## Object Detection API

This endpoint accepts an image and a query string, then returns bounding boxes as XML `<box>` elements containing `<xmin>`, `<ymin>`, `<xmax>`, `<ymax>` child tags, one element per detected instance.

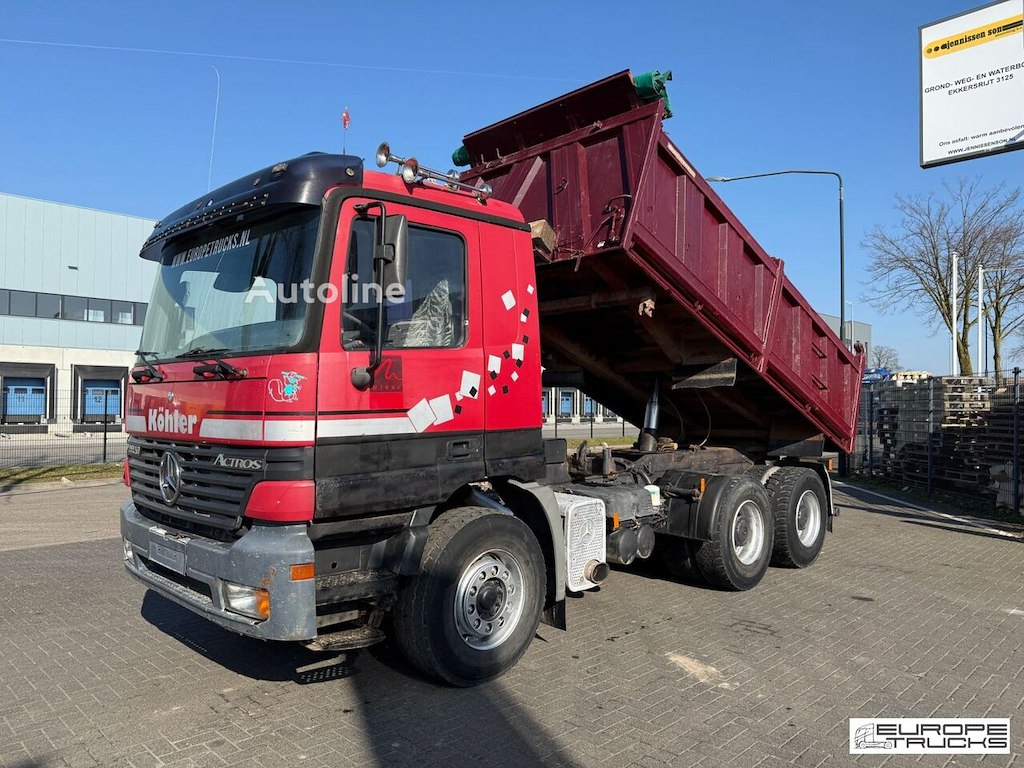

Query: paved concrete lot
<box><xmin>1</xmin><ymin>482</ymin><xmax>1023</xmax><ymax>767</ymax></box>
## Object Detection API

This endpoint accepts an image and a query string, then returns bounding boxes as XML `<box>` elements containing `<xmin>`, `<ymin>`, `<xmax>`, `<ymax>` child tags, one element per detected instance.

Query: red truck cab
<box><xmin>122</xmin><ymin>155</ymin><xmax>553</xmax><ymax>672</ymax></box>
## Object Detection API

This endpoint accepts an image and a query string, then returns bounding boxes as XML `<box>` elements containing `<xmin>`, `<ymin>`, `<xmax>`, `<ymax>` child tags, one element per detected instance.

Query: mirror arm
<box><xmin>351</xmin><ymin>202</ymin><xmax>388</xmax><ymax>390</ymax></box>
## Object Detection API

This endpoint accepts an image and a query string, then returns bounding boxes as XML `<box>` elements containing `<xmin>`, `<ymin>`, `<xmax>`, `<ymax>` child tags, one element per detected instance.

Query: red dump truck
<box><xmin>120</xmin><ymin>70</ymin><xmax>863</xmax><ymax>685</ymax></box>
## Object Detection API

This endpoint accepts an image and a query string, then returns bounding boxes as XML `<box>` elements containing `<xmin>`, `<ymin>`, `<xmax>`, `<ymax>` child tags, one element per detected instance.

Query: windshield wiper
<box><xmin>182</xmin><ymin>347</ymin><xmax>246</xmax><ymax>379</ymax></box>
<box><xmin>180</xmin><ymin>346</ymin><xmax>232</xmax><ymax>358</ymax></box>
<box><xmin>132</xmin><ymin>350</ymin><xmax>164</xmax><ymax>383</ymax></box>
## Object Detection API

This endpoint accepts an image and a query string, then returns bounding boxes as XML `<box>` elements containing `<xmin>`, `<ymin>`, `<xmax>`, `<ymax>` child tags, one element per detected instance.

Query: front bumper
<box><xmin>120</xmin><ymin>500</ymin><xmax>317</xmax><ymax>641</ymax></box>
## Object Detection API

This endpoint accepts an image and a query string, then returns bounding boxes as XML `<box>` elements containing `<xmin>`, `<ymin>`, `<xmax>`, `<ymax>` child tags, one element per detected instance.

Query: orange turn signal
<box><xmin>255</xmin><ymin>589</ymin><xmax>270</xmax><ymax>620</ymax></box>
<box><xmin>611</xmin><ymin>512</ymin><xmax>620</xmax><ymax>530</ymax></box>
<box><xmin>290</xmin><ymin>563</ymin><xmax>315</xmax><ymax>581</ymax></box>
<box><xmin>699</xmin><ymin>477</ymin><xmax>706</xmax><ymax>494</ymax></box>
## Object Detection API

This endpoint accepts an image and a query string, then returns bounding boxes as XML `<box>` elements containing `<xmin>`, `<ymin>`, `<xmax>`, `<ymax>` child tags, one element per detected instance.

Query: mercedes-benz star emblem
<box><xmin>166</xmin><ymin>390</ymin><xmax>175</xmax><ymax>403</ymax></box>
<box><xmin>159</xmin><ymin>451</ymin><xmax>183</xmax><ymax>505</ymax></box>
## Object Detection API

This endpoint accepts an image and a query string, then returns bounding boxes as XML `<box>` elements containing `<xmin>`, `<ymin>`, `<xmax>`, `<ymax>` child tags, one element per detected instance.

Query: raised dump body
<box><xmin>459</xmin><ymin>71</ymin><xmax>863</xmax><ymax>456</ymax></box>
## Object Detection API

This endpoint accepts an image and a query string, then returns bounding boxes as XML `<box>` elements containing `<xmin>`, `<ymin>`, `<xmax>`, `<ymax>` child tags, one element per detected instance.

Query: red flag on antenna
<box><xmin>341</xmin><ymin>107</ymin><xmax>351</xmax><ymax>131</ymax></box>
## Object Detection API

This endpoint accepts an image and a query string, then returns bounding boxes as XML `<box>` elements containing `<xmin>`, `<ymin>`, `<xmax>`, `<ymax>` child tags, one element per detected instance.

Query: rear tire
<box><xmin>393</xmin><ymin>507</ymin><xmax>545</xmax><ymax>686</ymax></box>
<box><xmin>765</xmin><ymin>467</ymin><xmax>827</xmax><ymax>568</ymax></box>
<box><xmin>694</xmin><ymin>476</ymin><xmax>773</xmax><ymax>591</ymax></box>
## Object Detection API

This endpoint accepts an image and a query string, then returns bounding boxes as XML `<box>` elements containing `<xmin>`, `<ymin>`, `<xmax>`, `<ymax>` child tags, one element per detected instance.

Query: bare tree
<box><xmin>871</xmin><ymin>345</ymin><xmax>903</xmax><ymax>372</ymax></box>
<box><xmin>863</xmin><ymin>179</ymin><xmax>1024</xmax><ymax>376</ymax></box>
<box><xmin>980</xmin><ymin>221</ymin><xmax>1024</xmax><ymax>378</ymax></box>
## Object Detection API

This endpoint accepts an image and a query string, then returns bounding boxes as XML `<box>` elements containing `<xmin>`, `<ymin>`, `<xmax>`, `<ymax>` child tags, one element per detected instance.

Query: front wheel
<box><xmin>393</xmin><ymin>507</ymin><xmax>545</xmax><ymax>686</ymax></box>
<box><xmin>694</xmin><ymin>476</ymin><xmax>773</xmax><ymax>591</ymax></box>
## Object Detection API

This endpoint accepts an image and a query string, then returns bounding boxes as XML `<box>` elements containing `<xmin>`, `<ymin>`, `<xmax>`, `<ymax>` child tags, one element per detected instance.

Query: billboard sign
<box><xmin>920</xmin><ymin>0</ymin><xmax>1024</xmax><ymax>167</ymax></box>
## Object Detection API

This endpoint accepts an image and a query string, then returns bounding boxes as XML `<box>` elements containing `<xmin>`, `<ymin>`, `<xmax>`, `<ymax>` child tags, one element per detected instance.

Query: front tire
<box><xmin>694</xmin><ymin>476</ymin><xmax>773</xmax><ymax>590</ymax></box>
<box><xmin>393</xmin><ymin>507</ymin><xmax>545</xmax><ymax>686</ymax></box>
<box><xmin>765</xmin><ymin>467</ymin><xmax>827</xmax><ymax>568</ymax></box>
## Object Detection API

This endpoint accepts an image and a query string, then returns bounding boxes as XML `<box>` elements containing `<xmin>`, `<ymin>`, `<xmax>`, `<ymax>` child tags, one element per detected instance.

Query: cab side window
<box><xmin>342</xmin><ymin>218</ymin><xmax>466</xmax><ymax>349</ymax></box>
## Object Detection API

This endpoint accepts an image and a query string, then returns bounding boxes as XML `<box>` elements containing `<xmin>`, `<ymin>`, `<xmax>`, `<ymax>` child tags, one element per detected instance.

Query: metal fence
<box><xmin>851</xmin><ymin>368</ymin><xmax>1022</xmax><ymax>514</ymax></box>
<box><xmin>0</xmin><ymin>389</ymin><xmax>127</xmax><ymax>469</ymax></box>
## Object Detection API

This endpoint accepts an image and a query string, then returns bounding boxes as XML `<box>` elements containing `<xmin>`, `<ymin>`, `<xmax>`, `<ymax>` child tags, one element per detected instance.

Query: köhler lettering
<box><xmin>148</xmin><ymin>407</ymin><xmax>198</xmax><ymax>435</ymax></box>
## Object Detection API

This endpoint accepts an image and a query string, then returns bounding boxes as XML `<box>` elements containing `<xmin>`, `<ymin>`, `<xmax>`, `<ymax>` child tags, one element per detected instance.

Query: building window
<box><xmin>35</xmin><ymin>293</ymin><xmax>60</xmax><ymax>319</ymax></box>
<box><xmin>62</xmin><ymin>295</ymin><xmax>87</xmax><ymax>321</ymax></box>
<box><xmin>0</xmin><ymin>290</ymin><xmax>147</xmax><ymax>325</ymax></box>
<box><xmin>9</xmin><ymin>291</ymin><xmax>35</xmax><ymax>317</ymax></box>
<box><xmin>87</xmin><ymin>298</ymin><xmax>110</xmax><ymax>323</ymax></box>
<box><xmin>112</xmin><ymin>300</ymin><xmax>134</xmax><ymax>325</ymax></box>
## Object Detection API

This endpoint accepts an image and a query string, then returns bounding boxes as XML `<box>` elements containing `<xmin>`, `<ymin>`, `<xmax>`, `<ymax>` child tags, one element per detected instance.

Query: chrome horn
<box><xmin>374</xmin><ymin>142</ymin><xmax>492</xmax><ymax>201</ymax></box>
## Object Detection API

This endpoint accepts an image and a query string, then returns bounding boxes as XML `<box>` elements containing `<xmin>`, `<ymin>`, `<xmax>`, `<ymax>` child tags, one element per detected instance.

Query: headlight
<box><xmin>222</xmin><ymin>582</ymin><xmax>270</xmax><ymax>620</ymax></box>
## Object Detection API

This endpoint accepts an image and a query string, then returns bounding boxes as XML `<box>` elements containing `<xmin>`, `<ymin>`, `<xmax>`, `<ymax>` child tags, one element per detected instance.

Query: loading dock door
<box><xmin>3</xmin><ymin>378</ymin><xmax>46</xmax><ymax>424</ymax></box>
<box><xmin>82</xmin><ymin>380</ymin><xmax>121</xmax><ymax>423</ymax></box>
<box><xmin>559</xmin><ymin>390</ymin><xmax>573</xmax><ymax>417</ymax></box>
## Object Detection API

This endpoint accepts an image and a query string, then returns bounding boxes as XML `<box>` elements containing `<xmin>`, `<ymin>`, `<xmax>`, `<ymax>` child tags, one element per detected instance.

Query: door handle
<box><xmin>447</xmin><ymin>439</ymin><xmax>480</xmax><ymax>460</ymax></box>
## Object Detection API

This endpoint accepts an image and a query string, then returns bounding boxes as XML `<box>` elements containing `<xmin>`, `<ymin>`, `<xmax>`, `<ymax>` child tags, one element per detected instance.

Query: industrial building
<box><xmin>0</xmin><ymin>193</ymin><xmax>157</xmax><ymax>432</ymax></box>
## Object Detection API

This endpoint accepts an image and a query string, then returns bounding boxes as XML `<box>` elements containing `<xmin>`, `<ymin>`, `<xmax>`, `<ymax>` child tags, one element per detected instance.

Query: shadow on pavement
<box><xmin>901</xmin><ymin>518</ymin><xmax>1022</xmax><ymax>543</ymax></box>
<box><xmin>836</xmin><ymin>482</ymin><xmax>1024</xmax><ymax>535</ymax></box>
<box><xmin>141</xmin><ymin>591</ymin><xmax>356</xmax><ymax>684</ymax></box>
<box><xmin>352</xmin><ymin>639</ymin><xmax>583</xmax><ymax>768</ymax></box>
<box><xmin>142</xmin><ymin>591</ymin><xmax>583</xmax><ymax>766</ymax></box>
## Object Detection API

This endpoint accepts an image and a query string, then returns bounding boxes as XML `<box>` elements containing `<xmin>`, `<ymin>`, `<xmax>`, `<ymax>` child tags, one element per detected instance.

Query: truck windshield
<box><xmin>139</xmin><ymin>208</ymin><xmax>320</xmax><ymax>361</ymax></box>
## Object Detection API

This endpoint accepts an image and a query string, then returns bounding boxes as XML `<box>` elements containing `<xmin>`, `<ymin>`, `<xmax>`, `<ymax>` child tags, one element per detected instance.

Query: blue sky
<box><xmin>3</xmin><ymin>0</ymin><xmax>1022</xmax><ymax>374</ymax></box>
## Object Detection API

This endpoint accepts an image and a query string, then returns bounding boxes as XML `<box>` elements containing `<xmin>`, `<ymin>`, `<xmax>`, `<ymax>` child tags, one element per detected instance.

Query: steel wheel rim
<box><xmin>454</xmin><ymin>549</ymin><xmax>526</xmax><ymax>650</ymax></box>
<box><xmin>795</xmin><ymin>489</ymin><xmax>822</xmax><ymax>546</ymax></box>
<box><xmin>731</xmin><ymin>500</ymin><xmax>765</xmax><ymax>566</ymax></box>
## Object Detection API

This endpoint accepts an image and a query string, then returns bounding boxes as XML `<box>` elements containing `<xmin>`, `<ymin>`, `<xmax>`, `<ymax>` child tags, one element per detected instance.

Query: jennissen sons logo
<box><xmin>924</xmin><ymin>14</ymin><xmax>1023</xmax><ymax>58</ymax></box>
<box><xmin>849</xmin><ymin>718</ymin><xmax>1009</xmax><ymax>754</ymax></box>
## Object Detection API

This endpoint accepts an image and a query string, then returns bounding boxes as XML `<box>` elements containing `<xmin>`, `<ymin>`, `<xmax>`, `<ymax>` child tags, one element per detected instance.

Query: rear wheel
<box><xmin>694</xmin><ymin>476</ymin><xmax>773</xmax><ymax>590</ymax></box>
<box><xmin>765</xmin><ymin>467</ymin><xmax>827</xmax><ymax>568</ymax></box>
<box><xmin>393</xmin><ymin>507</ymin><xmax>545</xmax><ymax>686</ymax></box>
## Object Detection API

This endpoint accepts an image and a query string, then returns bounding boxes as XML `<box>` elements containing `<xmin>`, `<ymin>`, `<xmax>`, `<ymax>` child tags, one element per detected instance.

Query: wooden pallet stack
<box><xmin>859</xmin><ymin>373</ymin><xmax>1021</xmax><ymax>505</ymax></box>
<box><xmin>983</xmin><ymin>388</ymin><xmax>1022</xmax><ymax>511</ymax></box>
<box><xmin>862</xmin><ymin>372</ymin><xmax>930</xmax><ymax>477</ymax></box>
<box><xmin>865</xmin><ymin>375</ymin><xmax>997</xmax><ymax>492</ymax></box>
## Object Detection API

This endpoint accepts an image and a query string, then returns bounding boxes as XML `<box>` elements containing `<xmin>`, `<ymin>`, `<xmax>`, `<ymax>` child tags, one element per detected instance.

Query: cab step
<box><xmin>304</xmin><ymin>625</ymin><xmax>385</xmax><ymax>652</ymax></box>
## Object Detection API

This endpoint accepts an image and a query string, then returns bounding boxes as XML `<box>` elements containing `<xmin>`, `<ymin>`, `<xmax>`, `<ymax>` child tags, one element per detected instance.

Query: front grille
<box><xmin>129</xmin><ymin>437</ymin><xmax>261</xmax><ymax>531</ymax></box>
<box><xmin>138</xmin><ymin>555</ymin><xmax>215</xmax><ymax>601</ymax></box>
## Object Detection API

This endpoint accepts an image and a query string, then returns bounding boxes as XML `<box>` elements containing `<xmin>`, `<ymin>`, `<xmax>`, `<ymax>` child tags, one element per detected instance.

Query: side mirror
<box><xmin>382</xmin><ymin>214</ymin><xmax>408</xmax><ymax>289</ymax></box>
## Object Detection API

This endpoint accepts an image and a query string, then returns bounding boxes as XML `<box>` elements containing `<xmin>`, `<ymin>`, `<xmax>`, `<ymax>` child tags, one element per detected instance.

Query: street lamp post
<box><xmin>706</xmin><ymin>170</ymin><xmax>846</xmax><ymax>347</ymax></box>
<box><xmin>709</xmin><ymin>169</ymin><xmax>848</xmax><ymax>476</ymax></box>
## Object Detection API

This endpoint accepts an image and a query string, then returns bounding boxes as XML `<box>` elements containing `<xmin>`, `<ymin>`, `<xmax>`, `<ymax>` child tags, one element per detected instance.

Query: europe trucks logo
<box><xmin>849</xmin><ymin>718</ymin><xmax>1009</xmax><ymax>754</ymax></box>
<box><xmin>148</xmin><ymin>406</ymin><xmax>198</xmax><ymax>435</ymax></box>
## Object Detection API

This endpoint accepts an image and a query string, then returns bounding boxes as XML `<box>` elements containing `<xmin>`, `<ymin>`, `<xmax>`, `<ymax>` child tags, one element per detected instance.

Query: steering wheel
<box><xmin>343</xmin><ymin>312</ymin><xmax>373</xmax><ymax>336</ymax></box>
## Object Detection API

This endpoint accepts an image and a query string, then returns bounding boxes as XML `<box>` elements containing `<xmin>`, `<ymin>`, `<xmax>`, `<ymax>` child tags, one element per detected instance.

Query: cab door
<box><xmin>315</xmin><ymin>198</ymin><xmax>484</xmax><ymax>519</ymax></box>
